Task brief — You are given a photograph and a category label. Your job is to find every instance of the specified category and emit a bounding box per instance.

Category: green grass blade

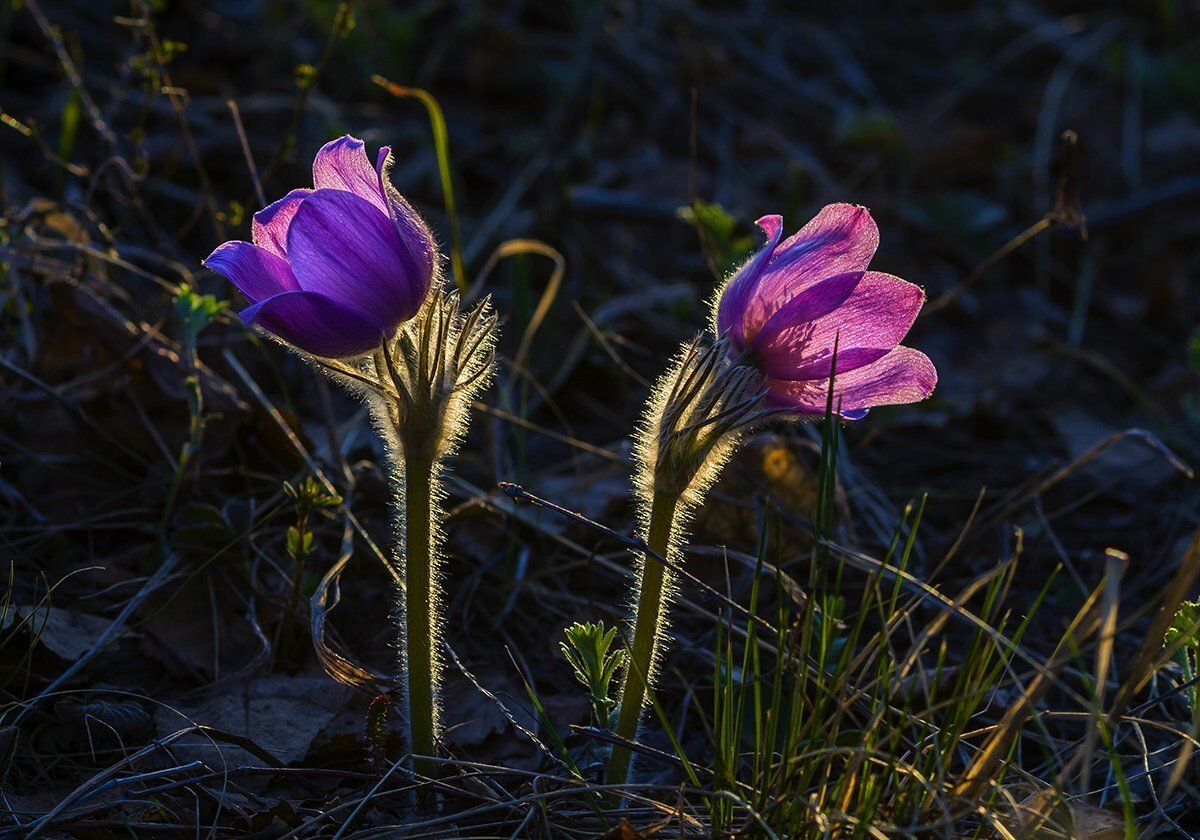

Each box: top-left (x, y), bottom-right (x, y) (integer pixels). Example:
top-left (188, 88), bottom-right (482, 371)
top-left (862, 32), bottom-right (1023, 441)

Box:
top-left (372, 75), bottom-right (466, 294)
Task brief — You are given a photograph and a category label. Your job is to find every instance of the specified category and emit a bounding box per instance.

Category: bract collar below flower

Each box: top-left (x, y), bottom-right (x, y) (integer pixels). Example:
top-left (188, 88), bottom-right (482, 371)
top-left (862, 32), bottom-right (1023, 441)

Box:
top-left (715, 204), bottom-right (936, 419)
top-left (204, 135), bottom-right (436, 358)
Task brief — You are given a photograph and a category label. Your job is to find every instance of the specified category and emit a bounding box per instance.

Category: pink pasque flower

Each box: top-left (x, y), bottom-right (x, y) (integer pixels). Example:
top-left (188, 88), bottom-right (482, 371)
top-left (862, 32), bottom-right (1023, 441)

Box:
top-left (715, 204), bottom-right (936, 420)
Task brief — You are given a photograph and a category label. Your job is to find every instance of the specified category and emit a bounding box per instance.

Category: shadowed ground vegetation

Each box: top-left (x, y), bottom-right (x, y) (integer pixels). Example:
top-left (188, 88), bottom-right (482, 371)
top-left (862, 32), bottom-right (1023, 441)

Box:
top-left (2, 1), bottom-right (1200, 836)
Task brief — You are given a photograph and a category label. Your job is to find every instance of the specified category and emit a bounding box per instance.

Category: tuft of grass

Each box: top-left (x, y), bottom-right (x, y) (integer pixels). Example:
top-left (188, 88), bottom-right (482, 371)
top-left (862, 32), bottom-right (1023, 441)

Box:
top-left (606, 413), bottom-right (1200, 838)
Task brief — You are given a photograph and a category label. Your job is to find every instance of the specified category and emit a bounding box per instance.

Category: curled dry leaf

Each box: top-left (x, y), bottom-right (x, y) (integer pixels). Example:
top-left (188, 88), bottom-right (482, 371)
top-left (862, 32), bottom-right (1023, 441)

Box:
top-left (3, 603), bottom-right (115, 662)
top-left (1008, 789), bottom-right (1125, 840)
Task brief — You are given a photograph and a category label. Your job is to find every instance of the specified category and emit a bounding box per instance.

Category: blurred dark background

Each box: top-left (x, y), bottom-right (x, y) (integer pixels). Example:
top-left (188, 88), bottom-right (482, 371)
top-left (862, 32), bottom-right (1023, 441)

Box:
top-left (2, 0), bottom-right (1199, 817)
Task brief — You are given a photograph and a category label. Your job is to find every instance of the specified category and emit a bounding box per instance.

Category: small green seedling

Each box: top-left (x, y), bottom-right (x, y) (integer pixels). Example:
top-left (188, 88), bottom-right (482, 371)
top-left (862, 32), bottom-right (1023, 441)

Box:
top-left (283, 476), bottom-right (343, 565)
top-left (1165, 597), bottom-right (1200, 713)
top-left (162, 284), bottom-right (229, 532)
top-left (676, 200), bottom-right (756, 277)
top-left (174, 283), bottom-right (227, 364)
top-left (277, 476), bottom-right (343, 662)
top-left (561, 621), bottom-right (626, 731)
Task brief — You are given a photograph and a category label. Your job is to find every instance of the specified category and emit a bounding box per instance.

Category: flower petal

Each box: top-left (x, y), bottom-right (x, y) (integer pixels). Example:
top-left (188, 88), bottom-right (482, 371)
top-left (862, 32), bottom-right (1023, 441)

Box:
top-left (203, 240), bottom-right (300, 304)
top-left (766, 346), bottom-right (937, 418)
top-left (742, 204), bottom-right (879, 339)
top-left (240, 290), bottom-right (387, 358)
top-left (312, 135), bottom-right (388, 213)
top-left (715, 214), bottom-right (783, 349)
top-left (747, 271), bottom-right (863, 377)
top-left (376, 146), bottom-right (436, 299)
top-left (753, 272), bottom-right (925, 380)
top-left (286, 188), bottom-right (427, 326)
top-left (251, 188), bottom-right (312, 258)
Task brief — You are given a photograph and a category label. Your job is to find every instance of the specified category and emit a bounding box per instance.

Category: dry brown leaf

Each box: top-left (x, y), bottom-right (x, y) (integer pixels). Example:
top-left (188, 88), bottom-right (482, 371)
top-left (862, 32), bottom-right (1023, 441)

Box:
top-left (153, 675), bottom-right (350, 766)
top-left (1071, 805), bottom-right (1125, 840)
top-left (592, 818), bottom-right (657, 840)
top-left (1005, 789), bottom-right (1126, 840)
top-left (3, 603), bottom-right (115, 661)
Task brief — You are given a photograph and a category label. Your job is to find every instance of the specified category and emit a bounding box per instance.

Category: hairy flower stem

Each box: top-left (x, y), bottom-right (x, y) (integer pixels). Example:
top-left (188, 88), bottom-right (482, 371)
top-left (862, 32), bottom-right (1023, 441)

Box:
top-left (403, 455), bottom-right (437, 782)
top-left (608, 488), bottom-right (679, 787)
top-left (604, 338), bottom-right (770, 791)
top-left (343, 289), bottom-right (497, 802)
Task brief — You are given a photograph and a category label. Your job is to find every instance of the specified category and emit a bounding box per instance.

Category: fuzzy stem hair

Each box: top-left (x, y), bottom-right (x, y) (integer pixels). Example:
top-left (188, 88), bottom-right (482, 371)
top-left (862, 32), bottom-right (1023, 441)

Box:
top-left (344, 288), bottom-right (498, 790)
top-left (398, 453), bottom-right (438, 780)
top-left (608, 337), bottom-right (768, 787)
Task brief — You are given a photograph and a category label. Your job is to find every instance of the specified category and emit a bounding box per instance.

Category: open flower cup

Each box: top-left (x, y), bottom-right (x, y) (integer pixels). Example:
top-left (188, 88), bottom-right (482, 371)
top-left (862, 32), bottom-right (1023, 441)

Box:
top-left (204, 135), bottom-right (436, 359)
top-left (716, 203), bottom-right (936, 419)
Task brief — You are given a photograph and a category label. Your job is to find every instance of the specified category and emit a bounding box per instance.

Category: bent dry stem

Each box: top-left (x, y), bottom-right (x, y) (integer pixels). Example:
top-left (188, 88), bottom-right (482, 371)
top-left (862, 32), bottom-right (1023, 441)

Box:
top-left (608, 489), bottom-right (679, 786)
top-left (404, 456), bottom-right (437, 781)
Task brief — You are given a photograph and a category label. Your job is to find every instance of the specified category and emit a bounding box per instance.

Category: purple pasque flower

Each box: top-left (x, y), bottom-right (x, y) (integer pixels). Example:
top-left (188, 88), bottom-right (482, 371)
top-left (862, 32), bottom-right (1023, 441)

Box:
top-left (204, 135), bottom-right (436, 358)
top-left (715, 203), bottom-right (936, 420)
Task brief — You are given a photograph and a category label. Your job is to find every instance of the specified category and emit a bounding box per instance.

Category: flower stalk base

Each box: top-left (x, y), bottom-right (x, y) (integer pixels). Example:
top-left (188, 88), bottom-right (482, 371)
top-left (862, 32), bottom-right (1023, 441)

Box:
top-left (403, 455), bottom-right (437, 782)
top-left (607, 488), bottom-right (679, 787)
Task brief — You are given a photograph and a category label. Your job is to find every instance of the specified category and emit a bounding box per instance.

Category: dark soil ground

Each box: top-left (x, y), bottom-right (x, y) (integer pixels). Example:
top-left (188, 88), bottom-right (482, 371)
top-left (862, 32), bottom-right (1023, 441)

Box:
top-left (2, 1), bottom-right (1200, 836)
